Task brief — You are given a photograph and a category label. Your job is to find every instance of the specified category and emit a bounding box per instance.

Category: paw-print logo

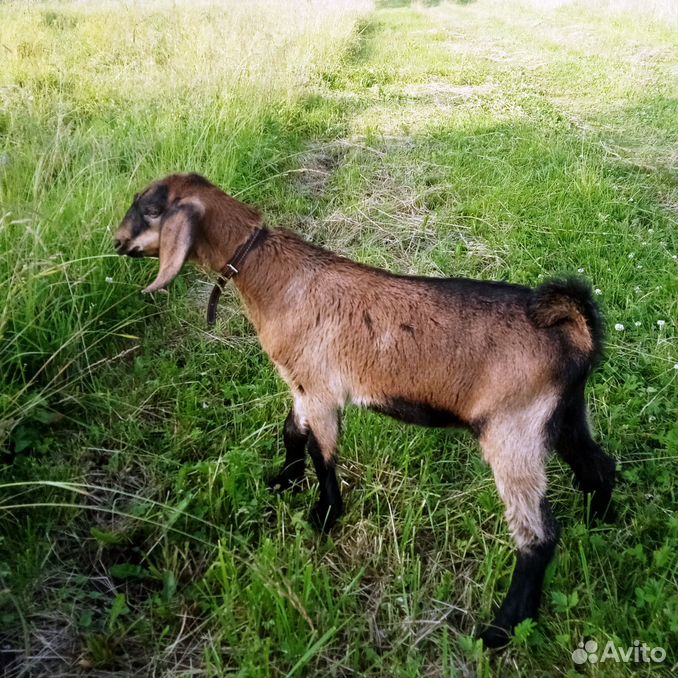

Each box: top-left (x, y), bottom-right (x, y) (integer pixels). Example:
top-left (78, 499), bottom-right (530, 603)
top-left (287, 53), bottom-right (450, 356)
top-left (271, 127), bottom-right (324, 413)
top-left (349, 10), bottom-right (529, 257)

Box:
top-left (572, 640), bottom-right (599, 664)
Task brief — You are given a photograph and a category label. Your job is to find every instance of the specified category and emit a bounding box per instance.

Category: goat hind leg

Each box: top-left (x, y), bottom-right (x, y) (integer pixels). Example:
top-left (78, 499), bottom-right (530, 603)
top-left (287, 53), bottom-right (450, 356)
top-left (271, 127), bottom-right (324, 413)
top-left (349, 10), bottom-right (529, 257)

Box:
top-left (555, 391), bottom-right (616, 522)
top-left (479, 436), bottom-right (559, 648)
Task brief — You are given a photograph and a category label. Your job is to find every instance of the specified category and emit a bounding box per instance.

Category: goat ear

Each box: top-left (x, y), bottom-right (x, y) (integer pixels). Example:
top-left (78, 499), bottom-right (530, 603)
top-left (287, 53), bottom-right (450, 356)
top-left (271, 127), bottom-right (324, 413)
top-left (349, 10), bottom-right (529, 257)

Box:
top-left (142, 199), bottom-right (204, 294)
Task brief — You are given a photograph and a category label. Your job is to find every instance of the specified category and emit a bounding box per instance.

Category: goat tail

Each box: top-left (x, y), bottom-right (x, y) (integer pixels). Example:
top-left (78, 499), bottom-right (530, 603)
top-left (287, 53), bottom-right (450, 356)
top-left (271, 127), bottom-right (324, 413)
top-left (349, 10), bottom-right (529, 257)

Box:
top-left (528, 277), bottom-right (604, 366)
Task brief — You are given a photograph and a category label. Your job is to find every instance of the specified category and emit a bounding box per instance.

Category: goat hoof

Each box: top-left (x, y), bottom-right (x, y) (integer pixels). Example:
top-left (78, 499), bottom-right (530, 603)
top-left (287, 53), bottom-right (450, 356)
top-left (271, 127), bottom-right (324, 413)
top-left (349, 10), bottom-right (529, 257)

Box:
top-left (478, 623), bottom-right (512, 649)
top-left (309, 501), bottom-right (342, 533)
top-left (268, 473), bottom-right (304, 494)
top-left (591, 503), bottom-right (617, 524)
top-left (587, 493), bottom-right (616, 524)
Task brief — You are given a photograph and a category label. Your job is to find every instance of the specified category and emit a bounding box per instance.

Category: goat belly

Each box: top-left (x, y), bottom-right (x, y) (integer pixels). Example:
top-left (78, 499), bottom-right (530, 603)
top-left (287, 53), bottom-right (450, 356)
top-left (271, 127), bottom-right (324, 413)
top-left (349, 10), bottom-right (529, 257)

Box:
top-left (368, 397), bottom-right (471, 430)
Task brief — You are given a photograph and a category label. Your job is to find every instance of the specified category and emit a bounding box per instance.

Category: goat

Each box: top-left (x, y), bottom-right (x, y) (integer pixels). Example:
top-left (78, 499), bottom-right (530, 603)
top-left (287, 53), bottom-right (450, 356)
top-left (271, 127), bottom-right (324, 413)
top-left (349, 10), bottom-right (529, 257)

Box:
top-left (114, 172), bottom-right (616, 648)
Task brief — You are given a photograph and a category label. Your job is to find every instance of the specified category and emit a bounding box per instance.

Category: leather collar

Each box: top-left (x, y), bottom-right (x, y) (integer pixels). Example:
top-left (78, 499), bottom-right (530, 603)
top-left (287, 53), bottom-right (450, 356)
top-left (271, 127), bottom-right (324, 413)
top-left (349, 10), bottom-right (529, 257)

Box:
top-left (207, 227), bottom-right (268, 326)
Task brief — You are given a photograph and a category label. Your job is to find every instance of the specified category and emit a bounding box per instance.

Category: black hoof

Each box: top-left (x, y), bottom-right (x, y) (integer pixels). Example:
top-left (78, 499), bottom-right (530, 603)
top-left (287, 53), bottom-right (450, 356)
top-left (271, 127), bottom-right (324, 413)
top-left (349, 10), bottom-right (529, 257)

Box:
top-left (309, 501), bottom-right (343, 533)
top-left (478, 623), bottom-right (512, 649)
top-left (268, 472), bottom-right (304, 494)
top-left (587, 491), bottom-right (616, 524)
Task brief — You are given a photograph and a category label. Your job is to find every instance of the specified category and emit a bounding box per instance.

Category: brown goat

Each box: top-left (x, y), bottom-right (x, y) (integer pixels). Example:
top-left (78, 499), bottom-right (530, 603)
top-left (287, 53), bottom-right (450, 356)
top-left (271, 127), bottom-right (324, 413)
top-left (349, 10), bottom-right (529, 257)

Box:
top-left (114, 173), bottom-right (616, 648)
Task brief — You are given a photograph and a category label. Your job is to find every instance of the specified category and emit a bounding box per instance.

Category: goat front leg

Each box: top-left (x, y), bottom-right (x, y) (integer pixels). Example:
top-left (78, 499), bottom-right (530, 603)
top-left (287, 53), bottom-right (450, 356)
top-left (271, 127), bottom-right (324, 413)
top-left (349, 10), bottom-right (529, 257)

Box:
top-left (269, 408), bottom-right (308, 493)
top-left (306, 407), bottom-right (343, 532)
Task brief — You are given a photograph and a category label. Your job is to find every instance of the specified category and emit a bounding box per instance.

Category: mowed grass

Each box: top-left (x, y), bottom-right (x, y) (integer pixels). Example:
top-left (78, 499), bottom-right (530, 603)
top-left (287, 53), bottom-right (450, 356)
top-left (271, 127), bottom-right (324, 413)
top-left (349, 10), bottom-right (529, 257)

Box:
top-left (1, 0), bottom-right (676, 676)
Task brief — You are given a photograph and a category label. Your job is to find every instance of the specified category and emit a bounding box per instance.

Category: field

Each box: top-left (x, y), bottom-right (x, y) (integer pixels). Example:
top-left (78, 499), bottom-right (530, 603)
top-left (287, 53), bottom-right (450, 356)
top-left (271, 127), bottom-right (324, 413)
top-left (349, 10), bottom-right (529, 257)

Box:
top-left (0, 0), bottom-right (676, 676)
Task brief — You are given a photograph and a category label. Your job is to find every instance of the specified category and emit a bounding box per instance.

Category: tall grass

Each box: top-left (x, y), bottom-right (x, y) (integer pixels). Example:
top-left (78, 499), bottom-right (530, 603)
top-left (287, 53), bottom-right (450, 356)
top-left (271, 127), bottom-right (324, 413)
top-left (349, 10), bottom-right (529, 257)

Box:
top-left (0, 0), bottom-right (371, 450)
top-left (1, 1), bottom-right (675, 675)
top-left (521, 0), bottom-right (678, 23)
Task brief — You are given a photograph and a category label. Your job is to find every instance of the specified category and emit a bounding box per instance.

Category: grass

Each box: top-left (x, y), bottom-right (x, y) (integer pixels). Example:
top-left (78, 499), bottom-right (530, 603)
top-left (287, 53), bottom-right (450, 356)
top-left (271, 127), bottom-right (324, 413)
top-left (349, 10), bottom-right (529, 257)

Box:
top-left (0, 0), bottom-right (676, 676)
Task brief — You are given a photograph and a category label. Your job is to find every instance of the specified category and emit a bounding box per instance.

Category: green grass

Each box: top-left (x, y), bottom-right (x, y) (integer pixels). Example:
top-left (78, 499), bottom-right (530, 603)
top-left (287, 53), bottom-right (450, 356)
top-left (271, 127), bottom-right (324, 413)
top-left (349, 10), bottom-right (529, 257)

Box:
top-left (1, 0), bottom-right (676, 676)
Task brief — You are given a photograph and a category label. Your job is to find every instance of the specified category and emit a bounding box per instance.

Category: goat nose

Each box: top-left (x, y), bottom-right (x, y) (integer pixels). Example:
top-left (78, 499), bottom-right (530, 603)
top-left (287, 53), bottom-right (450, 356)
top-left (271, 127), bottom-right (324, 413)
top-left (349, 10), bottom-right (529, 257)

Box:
top-left (114, 239), bottom-right (121, 249)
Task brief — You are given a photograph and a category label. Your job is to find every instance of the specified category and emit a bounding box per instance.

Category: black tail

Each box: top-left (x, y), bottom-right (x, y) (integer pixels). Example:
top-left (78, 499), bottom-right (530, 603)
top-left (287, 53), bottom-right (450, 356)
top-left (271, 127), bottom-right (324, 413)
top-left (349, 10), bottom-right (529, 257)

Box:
top-left (528, 277), bottom-right (604, 367)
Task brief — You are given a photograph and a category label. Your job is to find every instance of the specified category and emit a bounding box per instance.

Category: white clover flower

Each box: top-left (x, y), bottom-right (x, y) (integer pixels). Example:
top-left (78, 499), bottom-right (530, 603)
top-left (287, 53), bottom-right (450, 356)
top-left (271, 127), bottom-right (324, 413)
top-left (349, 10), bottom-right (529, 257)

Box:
top-left (614, 323), bottom-right (625, 331)
top-left (202, 402), bottom-right (209, 409)
top-left (648, 228), bottom-right (654, 233)
top-left (594, 288), bottom-right (602, 295)
top-left (634, 321), bottom-right (641, 327)
top-left (105, 276), bottom-right (113, 284)
top-left (628, 252), bottom-right (635, 259)
top-left (577, 267), bottom-right (585, 273)
top-left (634, 286), bottom-right (641, 293)
top-left (674, 363), bottom-right (678, 370)
top-left (657, 320), bottom-right (666, 329)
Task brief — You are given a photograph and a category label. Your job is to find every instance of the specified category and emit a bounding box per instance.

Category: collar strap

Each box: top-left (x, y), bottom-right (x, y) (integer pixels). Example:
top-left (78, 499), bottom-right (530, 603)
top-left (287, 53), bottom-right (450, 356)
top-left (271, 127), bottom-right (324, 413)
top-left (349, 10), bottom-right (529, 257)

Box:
top-left (207, 227), bottom-right (268, 326)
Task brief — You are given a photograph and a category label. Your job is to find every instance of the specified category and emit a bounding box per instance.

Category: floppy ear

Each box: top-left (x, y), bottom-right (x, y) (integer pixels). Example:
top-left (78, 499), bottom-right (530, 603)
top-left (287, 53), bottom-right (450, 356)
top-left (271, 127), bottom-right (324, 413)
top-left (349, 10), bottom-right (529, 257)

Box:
top-left (142, 199), bottom-right (204, 294)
